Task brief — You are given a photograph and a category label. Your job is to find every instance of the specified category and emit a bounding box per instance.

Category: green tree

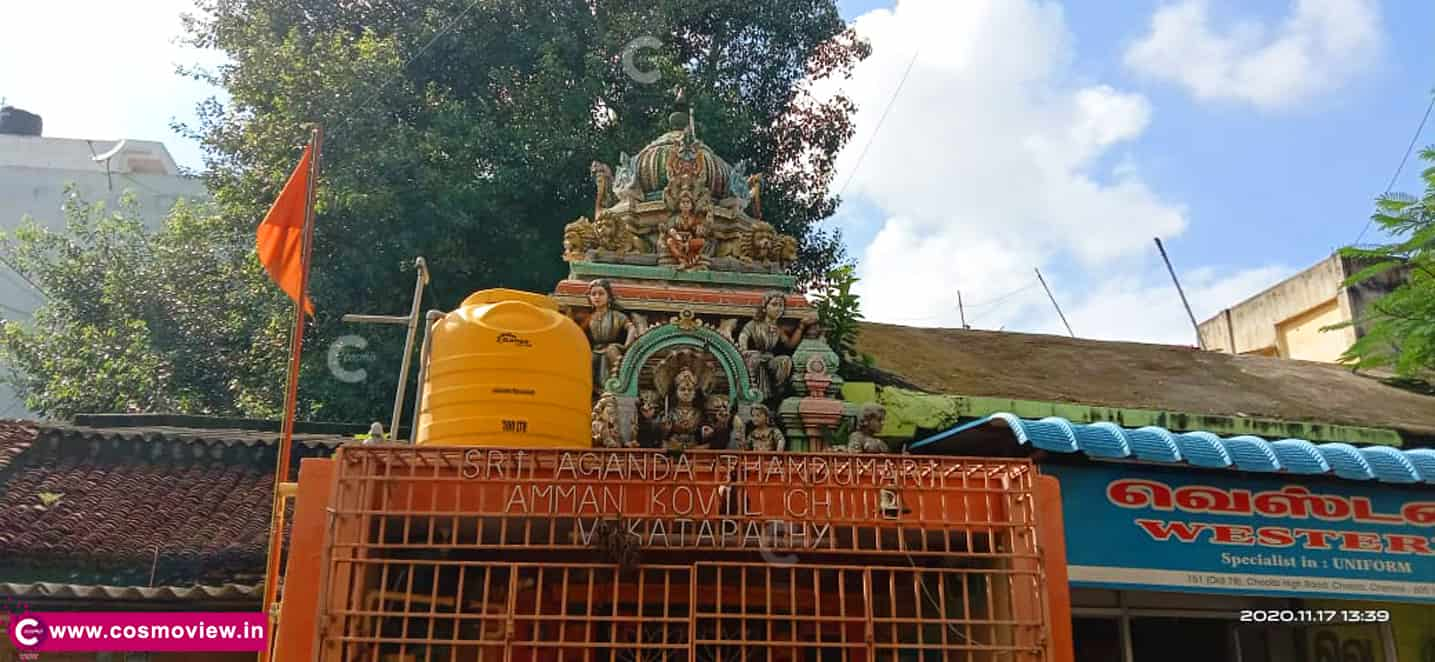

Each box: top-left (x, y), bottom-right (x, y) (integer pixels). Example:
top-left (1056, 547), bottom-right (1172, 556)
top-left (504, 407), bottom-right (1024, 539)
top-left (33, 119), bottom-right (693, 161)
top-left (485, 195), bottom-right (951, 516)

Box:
top-left (1334, 146), bottom-right (1435, 378)
top-left (0, 191), bottom-right (293, 418)
top-left (3, 0), bottom-right (869, 422)
top-left (812, 265), bottom-right (863, 361)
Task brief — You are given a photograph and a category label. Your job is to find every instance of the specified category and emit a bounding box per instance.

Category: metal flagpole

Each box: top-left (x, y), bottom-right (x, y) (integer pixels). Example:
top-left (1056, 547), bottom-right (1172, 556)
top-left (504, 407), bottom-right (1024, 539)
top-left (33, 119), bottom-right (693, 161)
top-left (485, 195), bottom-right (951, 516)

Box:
top-left (260, 125), bottom-right (322, 661)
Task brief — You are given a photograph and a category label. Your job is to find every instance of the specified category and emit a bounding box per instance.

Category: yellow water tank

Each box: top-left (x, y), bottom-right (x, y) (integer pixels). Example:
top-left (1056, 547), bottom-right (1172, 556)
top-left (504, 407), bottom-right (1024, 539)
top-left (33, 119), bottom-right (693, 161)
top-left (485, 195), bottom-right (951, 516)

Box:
top-left (417, 288), bottom-right (592, 447)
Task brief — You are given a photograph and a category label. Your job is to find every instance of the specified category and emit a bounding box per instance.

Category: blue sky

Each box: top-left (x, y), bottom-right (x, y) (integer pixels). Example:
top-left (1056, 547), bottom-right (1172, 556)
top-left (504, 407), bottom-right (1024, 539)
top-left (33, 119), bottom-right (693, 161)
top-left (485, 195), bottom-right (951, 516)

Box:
top-left (3, 0), bottom-right (1431, 345)
top-left (822, 0), bottom-right (1434, 342)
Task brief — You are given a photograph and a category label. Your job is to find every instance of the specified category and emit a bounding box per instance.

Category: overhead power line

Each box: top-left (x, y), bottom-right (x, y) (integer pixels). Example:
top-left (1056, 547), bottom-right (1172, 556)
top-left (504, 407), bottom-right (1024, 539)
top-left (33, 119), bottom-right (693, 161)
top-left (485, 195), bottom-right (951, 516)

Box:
top-left (1354, 92), bottom-right (1435, 245)
top-left (962, 282), bottom-right (1038, 310)
top-left (0, 254), bottom-right (49, 301)
top-left (836, 47), bottom-right (922, 199)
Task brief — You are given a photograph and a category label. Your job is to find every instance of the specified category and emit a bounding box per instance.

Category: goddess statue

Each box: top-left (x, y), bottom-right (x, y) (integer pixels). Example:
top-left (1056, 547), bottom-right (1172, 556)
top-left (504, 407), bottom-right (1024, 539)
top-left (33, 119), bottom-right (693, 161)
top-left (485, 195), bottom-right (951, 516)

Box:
top-left (737, 292), bottom-right (806, 402)
top-left (653, 349), bottom-right (716, 449)
top-left (663, 176), bottom-right (711, 270)
top-left (663, 368), bottom-right (704, 449)
top-left (582, 280), bottom-right (633, 392)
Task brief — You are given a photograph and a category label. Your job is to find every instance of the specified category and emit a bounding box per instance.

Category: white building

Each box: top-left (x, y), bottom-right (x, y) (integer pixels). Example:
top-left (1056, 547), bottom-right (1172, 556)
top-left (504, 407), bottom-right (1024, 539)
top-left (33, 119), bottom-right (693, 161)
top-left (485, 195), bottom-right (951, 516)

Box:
top-left (0, 108), bottom-right (208, 419)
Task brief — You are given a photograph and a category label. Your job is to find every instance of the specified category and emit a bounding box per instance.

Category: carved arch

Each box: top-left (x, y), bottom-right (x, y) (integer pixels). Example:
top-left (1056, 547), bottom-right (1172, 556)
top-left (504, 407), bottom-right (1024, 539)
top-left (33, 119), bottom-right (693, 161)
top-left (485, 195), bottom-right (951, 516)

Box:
top-left (607, 323), bottom-right (762, 405)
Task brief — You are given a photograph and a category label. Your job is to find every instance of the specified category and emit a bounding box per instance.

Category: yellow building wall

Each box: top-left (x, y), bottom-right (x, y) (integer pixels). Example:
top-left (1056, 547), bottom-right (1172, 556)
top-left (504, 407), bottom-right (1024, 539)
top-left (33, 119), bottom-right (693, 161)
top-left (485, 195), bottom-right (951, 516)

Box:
top-left (1306, 599), bottom-right (1435, 662)
top-left (1275, 298), bottom-right (1353, 363)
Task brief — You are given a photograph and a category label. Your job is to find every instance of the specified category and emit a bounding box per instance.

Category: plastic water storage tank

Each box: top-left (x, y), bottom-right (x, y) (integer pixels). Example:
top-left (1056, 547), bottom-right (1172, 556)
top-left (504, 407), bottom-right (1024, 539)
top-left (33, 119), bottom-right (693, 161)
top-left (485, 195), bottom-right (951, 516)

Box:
top-left (416, 288), bottom-right (592, 447)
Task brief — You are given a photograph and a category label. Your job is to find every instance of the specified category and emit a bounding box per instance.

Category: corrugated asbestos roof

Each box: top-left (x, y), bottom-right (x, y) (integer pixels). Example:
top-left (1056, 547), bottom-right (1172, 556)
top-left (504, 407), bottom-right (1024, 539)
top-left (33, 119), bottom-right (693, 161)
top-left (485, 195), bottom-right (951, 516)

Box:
top-left (911, 413), bottom-right (1435, 484)
top-left (0, 582), bottom-right (259, 602)
top-left (858, 323), bottom-right (1435, 438)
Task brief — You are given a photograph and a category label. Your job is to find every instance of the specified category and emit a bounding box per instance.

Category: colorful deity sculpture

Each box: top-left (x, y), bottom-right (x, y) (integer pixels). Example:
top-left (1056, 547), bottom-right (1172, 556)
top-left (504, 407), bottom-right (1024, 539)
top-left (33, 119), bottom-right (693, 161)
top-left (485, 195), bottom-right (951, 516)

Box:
top-left (591, 392), bottom-right (626, 449)
top-left (653, 349), bottom-right (717, 449)
top-left (663, 176), bottom-right (711, 270)
top-left (663, 368), bottom-right (704, 449)
top-left (846, 403), bottom-right (889, 453)
top-left (582, 280), bottom-right (633, 392)
top-left (738, 292), bottom-right (806, 403)
top-left (744, 404), bottom-right (785, 452)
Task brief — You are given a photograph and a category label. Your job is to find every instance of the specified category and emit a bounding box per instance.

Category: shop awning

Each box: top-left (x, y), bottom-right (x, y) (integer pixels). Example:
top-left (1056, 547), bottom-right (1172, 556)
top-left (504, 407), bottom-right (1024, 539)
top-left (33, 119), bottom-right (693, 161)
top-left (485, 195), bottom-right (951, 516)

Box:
top-left (909, 412), bottom-right (1435, 485)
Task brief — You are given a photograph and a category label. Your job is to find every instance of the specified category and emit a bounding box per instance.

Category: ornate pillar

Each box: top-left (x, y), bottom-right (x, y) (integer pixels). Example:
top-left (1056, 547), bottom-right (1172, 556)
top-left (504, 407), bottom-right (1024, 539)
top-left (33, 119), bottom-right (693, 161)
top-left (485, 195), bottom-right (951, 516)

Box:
top-left (778, 337), bottom-right (852, 451)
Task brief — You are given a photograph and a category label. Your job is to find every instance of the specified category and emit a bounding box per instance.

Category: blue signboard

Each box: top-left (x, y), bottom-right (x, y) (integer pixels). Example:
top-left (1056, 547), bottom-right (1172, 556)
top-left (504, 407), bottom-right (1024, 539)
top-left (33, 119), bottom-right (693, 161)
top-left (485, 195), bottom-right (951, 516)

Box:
top-left (1044, 463), bottom-right (1435, 603)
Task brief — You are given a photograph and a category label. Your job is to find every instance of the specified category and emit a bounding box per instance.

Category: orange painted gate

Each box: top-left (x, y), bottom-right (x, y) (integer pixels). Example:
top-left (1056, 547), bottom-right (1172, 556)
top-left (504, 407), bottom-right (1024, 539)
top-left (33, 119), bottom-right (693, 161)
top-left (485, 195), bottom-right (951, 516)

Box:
top-left (278, 447), bottom-right (1069, 662)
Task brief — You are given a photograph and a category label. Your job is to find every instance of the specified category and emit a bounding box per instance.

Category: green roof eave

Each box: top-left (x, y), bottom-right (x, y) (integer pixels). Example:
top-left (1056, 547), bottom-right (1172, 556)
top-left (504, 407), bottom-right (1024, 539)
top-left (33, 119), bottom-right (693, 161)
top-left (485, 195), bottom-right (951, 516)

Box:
top-left (842, 383), bottom-right (1404, 447)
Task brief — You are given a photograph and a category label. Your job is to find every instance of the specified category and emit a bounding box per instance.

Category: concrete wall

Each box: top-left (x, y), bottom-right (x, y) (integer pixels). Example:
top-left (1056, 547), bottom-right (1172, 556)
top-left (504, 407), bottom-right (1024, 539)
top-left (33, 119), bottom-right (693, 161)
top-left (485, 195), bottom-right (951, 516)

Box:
top-left (1274, 297), bottom-right (1348, 363)
top-left (1197, 254), bottom-right (1359, 361)
top-left (1341, 254), bottom-right (1411, 340)
top-left (0, 135), bottom-right (207, 420)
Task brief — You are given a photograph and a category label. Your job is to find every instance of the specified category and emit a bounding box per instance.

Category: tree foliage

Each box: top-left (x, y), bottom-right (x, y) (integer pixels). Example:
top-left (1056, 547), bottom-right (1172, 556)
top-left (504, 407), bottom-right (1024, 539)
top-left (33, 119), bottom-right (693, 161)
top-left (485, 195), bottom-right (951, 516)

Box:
top-left (3, 0), bottom-right (869, 422)
top-left (0, 191), bottom-right (292, 418)
top-left (812, 265), bottom-right (863, 361)
top-left (1334, 146), bottom-right (1435, 378)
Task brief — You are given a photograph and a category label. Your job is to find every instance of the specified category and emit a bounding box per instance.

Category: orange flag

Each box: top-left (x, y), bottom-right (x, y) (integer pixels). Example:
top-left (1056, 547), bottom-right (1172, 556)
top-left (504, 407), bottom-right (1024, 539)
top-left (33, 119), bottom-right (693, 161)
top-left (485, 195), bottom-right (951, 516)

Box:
top-left (257, 144), bottom-right (316, 315)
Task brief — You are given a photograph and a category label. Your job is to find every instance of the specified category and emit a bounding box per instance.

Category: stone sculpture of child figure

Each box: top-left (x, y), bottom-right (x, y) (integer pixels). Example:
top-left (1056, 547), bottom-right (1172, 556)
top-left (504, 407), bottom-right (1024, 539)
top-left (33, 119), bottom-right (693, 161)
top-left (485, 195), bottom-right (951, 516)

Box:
top-left (846, 403), bottom-right (889, 453)
top-left (744, 403), bottom-right (785, 452)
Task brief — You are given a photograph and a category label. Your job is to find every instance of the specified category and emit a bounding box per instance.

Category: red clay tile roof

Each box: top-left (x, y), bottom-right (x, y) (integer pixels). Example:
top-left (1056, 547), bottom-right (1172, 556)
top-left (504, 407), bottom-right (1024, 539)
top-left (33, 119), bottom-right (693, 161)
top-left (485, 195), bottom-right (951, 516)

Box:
top-left (0, 420), bottom-right (343, 588)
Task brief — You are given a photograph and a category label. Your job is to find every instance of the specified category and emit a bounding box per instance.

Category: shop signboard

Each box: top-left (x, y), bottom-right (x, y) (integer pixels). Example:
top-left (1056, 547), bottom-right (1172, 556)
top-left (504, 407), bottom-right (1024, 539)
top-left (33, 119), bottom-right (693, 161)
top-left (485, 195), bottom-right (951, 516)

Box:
top-left (1044, 463), bottom-right (1435, 603)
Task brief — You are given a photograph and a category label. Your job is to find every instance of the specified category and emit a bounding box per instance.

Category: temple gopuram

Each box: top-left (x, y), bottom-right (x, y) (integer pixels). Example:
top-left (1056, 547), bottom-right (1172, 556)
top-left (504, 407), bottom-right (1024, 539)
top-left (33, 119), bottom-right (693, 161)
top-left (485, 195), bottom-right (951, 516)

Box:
top-left (553, 102), bottom-right (852, 453)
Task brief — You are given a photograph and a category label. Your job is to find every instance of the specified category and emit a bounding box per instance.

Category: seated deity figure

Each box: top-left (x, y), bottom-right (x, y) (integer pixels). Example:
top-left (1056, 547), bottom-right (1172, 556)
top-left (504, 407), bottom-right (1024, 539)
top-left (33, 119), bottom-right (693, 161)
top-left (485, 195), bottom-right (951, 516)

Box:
top-left (653, 349), bottom-right (715, 450)
top-left (662, 368), bottom-right (705, 449)
top-left (738, 292), bottom-right (806, 403)
top-left (664, 178), bottom-right (710, 270)
top-left (582, 279), bottom-right (633, 393)
top-left (744, 404), bottom-right (785, 452)
top-left (845, 403), bottom-right (889, 453)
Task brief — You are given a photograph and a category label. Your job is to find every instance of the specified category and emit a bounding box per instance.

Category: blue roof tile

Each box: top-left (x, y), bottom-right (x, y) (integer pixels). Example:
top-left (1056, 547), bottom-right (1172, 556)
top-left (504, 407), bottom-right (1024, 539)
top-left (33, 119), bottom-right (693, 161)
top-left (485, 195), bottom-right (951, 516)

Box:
top-left (910, 413), bottom-right (1435, 485)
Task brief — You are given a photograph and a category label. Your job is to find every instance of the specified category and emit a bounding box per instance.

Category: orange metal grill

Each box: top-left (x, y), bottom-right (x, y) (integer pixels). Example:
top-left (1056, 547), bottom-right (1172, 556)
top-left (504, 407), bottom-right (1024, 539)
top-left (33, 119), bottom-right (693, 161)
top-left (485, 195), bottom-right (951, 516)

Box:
top-left (314, 447), bottom-right (1050, 662)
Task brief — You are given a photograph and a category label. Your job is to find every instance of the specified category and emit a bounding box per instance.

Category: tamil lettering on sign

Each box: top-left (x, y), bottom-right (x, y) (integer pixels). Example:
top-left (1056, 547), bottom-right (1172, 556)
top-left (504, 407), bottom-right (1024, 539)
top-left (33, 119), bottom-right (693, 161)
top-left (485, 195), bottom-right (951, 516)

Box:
top-left (1045, 464), bottom-right (1435, 603)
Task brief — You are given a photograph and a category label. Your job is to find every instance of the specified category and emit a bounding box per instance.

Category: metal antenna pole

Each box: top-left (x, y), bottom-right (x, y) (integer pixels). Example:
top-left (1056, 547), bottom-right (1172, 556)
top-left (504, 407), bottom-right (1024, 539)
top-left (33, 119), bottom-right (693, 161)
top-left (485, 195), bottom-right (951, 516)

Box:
top-left (343, 257), bottom-right (431, 439)
top-left (957, 291), bottom-right (969, 329)
top-left (1154, 237), bottom-right (1204, 349)
top-left (1034, 268), bottom-right (1074, 338)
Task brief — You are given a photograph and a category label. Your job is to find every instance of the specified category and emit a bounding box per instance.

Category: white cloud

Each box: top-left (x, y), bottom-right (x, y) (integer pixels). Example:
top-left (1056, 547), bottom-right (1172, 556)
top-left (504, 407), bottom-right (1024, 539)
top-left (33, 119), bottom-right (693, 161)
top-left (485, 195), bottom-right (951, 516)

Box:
top-left (0, 1), bottom-right (224, 168)
top-left (1123, 0), bottom-right (1381, 110)
top-left (823, 0), bottom-right (1280, 344)
top-left (1026, 263), bottom-right (1298, 345)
